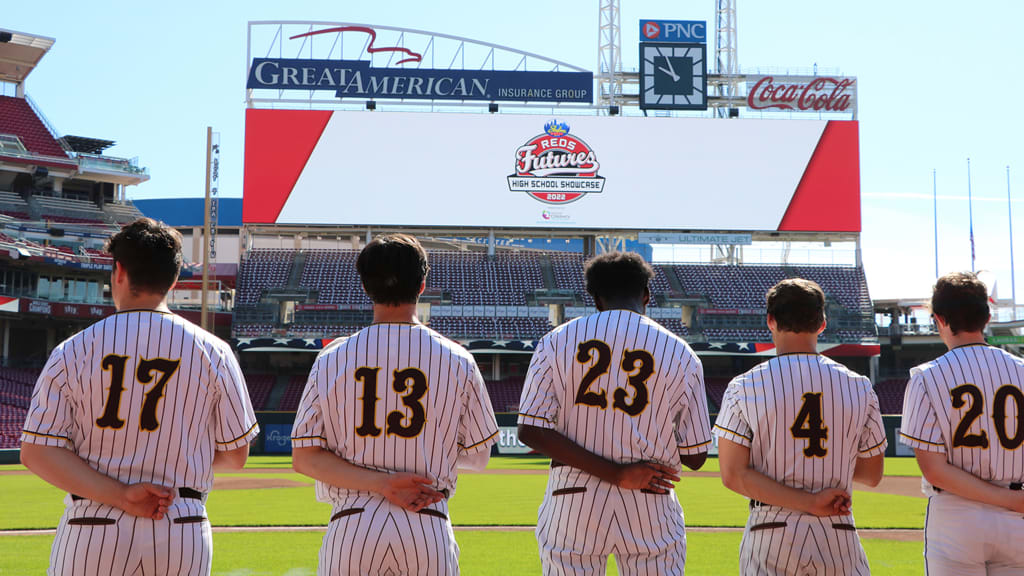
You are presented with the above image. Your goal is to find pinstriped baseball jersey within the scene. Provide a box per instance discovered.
[714,353,887,494]
[21,310,257,576]
[714,353,886,576]
[518,310,712,464]
[519,310,710,574]
[291,322,499,504]
[900,344,1024,489]
[21,310,260,493]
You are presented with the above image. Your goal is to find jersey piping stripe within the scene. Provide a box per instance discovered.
[678,439,712,449]
[458,430,499,450]
[713,423,753,440]
[518,412,553,423]
[899,432,945,447]
[859,438,887,453]
[21,429,71,441]
[216,422,259,445]
[292,434,328,441]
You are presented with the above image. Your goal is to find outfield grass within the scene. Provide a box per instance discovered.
[0,530,923,575]
[0,467,926,530]
[240,454,925,476]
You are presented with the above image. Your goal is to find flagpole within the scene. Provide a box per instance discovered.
[1009,165,1016,307]
[967,158,975,273]
[933,169,939,278]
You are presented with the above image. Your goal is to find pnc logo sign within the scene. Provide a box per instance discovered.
[643,22,661,39]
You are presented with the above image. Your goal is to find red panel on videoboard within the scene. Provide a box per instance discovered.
[778,121,860,232]
[243,109,333,224]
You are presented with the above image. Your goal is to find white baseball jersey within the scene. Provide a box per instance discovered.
[900,343,1024,575]
[21,309,259,576]
[518,310,711,575]
[714,353,887,576]
[291,322,499,575]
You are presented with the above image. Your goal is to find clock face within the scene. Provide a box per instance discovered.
[640,42,707,110]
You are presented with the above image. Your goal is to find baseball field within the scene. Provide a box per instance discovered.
[0,455,928,575]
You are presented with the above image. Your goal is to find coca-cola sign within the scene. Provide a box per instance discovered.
[746,75,856,113]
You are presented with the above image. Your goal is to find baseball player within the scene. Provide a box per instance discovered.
[20,217,258,576]
[714,278,887,576]
[291,233,499,576]
[899,271,1024,575]
[517,251,711,575]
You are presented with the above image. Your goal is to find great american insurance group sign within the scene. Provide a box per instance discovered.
[246,26,593,103]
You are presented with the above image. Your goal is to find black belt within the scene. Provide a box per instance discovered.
[934,482,1021,494]
[749,499,766,509]
[551,460,566,469]
[71,487,205,502]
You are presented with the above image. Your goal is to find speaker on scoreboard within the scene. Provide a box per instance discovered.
[488,103,499,113]
[365,100,376,111]
[0,32,12,43]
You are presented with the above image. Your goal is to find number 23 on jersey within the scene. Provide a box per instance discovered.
[573,339,654,416]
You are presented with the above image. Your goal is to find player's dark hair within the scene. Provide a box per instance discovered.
[584,251,654,304]
[357,234,429,306]
[105,217,182,295]
[766,278,826,334]
[931,271,990,334]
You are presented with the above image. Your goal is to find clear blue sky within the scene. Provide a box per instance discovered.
[4,1,1023,303]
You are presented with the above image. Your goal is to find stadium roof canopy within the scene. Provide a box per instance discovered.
[0,28,55,84]
[59,135,115,154]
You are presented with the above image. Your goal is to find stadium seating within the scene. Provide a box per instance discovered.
[874,378,909,415]
[288,324,365,338]
[485,377,524,412]
[0,367,41,449]
[277,376,307,411]
[657,318,690,338]
[236,249,295,305]
[103,202,145,224]
[243,373,275,411]
[428,316,552,339]
[32,196,109,225]
[428,251,544,305]
[233,324,274,337]
[0,96,70,159]
[704,377,731,412]
[549,252,594,306]
[703,327,772,342]
[672,264,871,314]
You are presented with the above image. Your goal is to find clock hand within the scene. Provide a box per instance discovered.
[665,57,680,82]
[657,65,680,82]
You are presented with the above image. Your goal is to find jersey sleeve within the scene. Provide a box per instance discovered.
[674,359,713,455]
[713,378,754,448]
[457,362,500,454]
[212,346,260,451]
[899,370,946,453]
[20,344,73,448]
[291,362,327,449]
[517,337,560,430]
[858,384,888,457]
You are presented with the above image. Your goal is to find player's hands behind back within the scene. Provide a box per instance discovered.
[380,472,445,512]
[804,488,851,517]
[118,483,175,519]
[615,461,681,494]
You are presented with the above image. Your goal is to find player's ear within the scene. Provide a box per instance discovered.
[766,314,776,331]
[594,295,606,312]
[817,317,827,335]
[642,286,650,307]
[418,280,426,296]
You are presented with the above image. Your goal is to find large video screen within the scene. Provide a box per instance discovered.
[243,110,859,232]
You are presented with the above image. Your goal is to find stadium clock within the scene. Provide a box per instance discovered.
[639,42,707,111]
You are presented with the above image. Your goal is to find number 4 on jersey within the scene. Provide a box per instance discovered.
[791,392,828,457]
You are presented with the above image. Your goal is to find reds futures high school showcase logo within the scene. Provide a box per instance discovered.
[507,120,606,205]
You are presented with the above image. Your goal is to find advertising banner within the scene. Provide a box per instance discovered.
[495,426,532,455]
[20,298,115,319]
[746,75,856,114]
[247,58,593,103]
[263,424,293,454]
[640,20,708,43]
[244,110,860,232]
